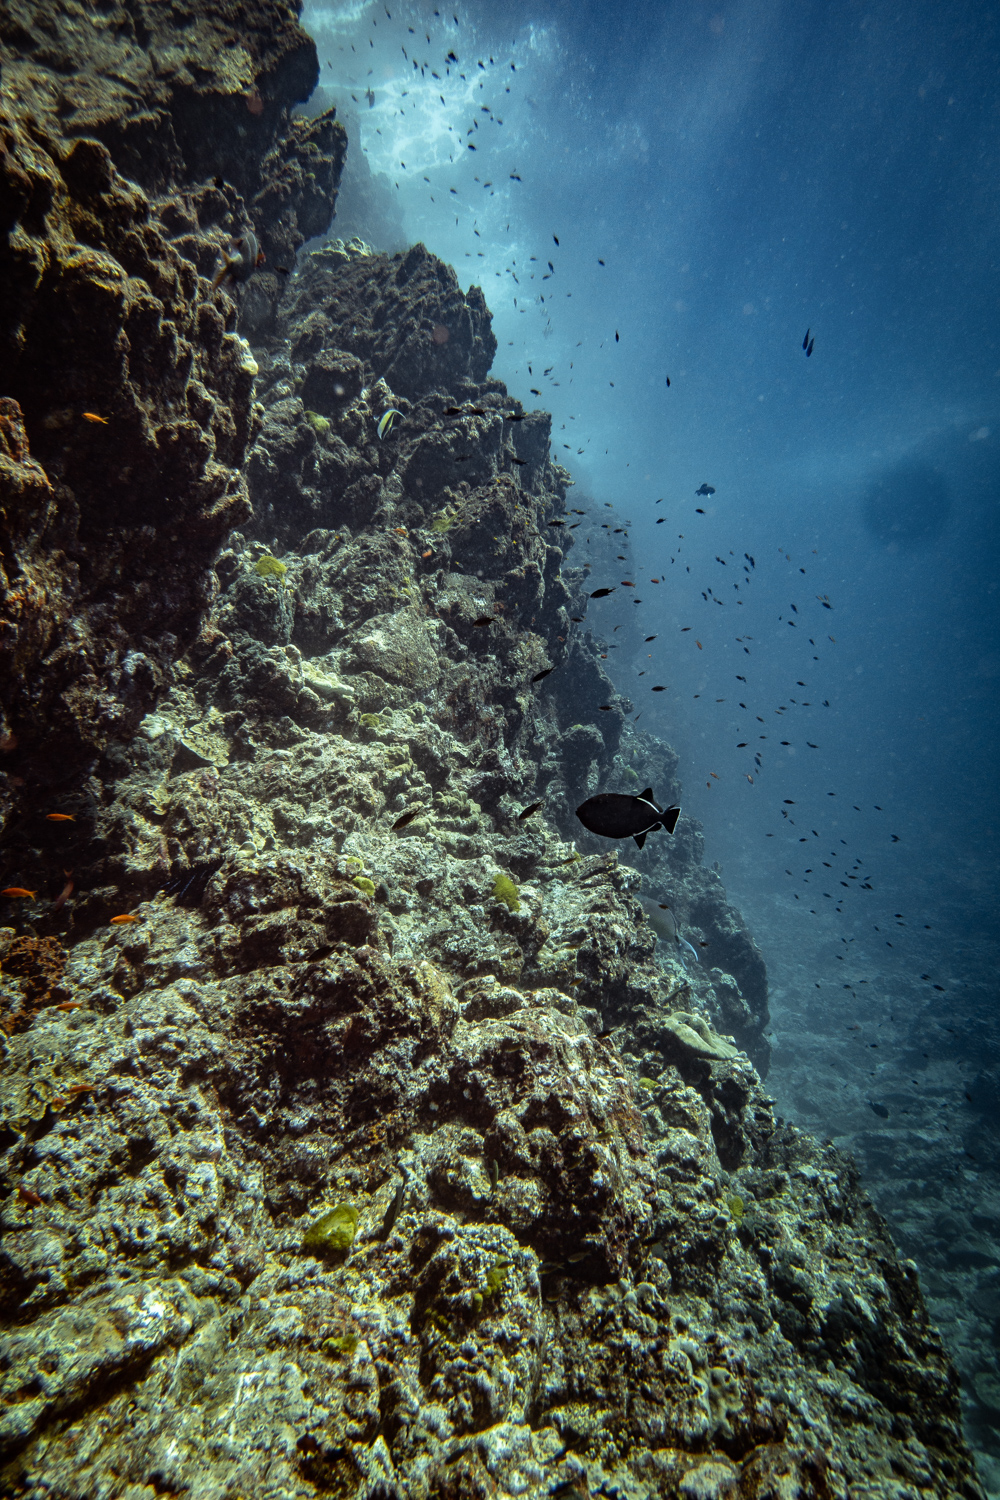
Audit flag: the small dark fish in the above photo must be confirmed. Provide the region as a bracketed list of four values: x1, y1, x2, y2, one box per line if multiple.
[802, 328, 811, 351]
[161, 859, 222, 907]
[472, 616, 494, 627]
[868, 1100, 889, 1119]
[665, 375, 671, 386]
[806, 337, 815, 357]
[695, 484, 716, 497]
[211, 230, 262, 291]
[645, 635, 657, 642]
[576, 790, 680, 850]
[380, 1178, 407, 1237]
[589, 587, 615, 598]
[615, 331, 619, 342]
[696, 507, 705, 513]
[548, 520, 566, 527]
[531, 667, 554, 683]
[571, 616, 583, 622]
[511, 457, 528, 465]
[518, 800, 543, 821]
[392, 809, 420, 830]
[505, 412, 526, 421]
[487, 1157, 500, 1191]
[651, 686, 666, 692]
[445, 406, 463, 414]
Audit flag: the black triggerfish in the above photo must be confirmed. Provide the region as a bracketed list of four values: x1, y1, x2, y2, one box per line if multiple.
[575, 790, 681, 850]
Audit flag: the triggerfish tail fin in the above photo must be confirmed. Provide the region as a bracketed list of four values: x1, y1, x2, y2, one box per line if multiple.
[211, 257, 231, 291]
[679, 936, 701, 963]
[633, 831, 647, 849]
[662, 805, 681, 834]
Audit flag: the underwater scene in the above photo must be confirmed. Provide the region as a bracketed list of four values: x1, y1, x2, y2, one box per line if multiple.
[1, 0, 998, 1494]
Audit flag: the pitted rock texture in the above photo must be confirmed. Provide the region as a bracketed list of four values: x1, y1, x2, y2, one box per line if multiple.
[0, 0, 344, 785]
[0, 29, 985, 1500]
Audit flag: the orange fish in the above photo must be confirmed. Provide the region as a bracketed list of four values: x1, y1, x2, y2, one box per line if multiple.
[67, 1083, 96, 1096]
[17, 1187, 42, 1206]
[81, 412, 108, 424]
[56, 1001, 82, 1011]
[46, 813, 75, 822]
[421, 549, 432, 558]
[2, 887, 36, 898]
[696, 641, 703, 649]
[394, 526, 408, 535]
[110, 913, 140, 924]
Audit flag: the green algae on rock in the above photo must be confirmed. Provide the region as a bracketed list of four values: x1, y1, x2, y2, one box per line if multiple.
[492, 873, 521, 911]
[302, 1202, 359, 1256]
[253, 554, 288, 579]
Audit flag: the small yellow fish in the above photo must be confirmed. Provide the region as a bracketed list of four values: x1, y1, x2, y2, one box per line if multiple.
[377, 408, 403, 441]
[81, 412, 108, 424]
[46, 813, 75, 822]
[1, 887, 36, 898]
[109, 914, 140, 924]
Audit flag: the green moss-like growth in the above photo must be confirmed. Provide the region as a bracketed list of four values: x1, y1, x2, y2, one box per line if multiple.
[358, 713, 382, 730]
[492, 874, 520, 912]
[726, 1194, 745, 1223]
[254, 555, 287, 579]
[302, 1202, 358, 1257]
[321, 1332, 359, 1358]
[638, 1076, 660, 1091]
[304, 410, 330, 436]
[352, 876, 376, 898]
[483, 1257, 512, 1295]
[429, 511, 454, 533]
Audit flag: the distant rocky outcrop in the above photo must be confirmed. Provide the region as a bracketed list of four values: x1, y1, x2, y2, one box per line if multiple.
[0, 4, 985, 1499]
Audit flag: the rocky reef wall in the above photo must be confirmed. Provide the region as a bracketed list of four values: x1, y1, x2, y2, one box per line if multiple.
[0, 5, 985, 1498]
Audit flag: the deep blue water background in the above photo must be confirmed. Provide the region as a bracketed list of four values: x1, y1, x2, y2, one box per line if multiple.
[301, 0, 1000, 1472]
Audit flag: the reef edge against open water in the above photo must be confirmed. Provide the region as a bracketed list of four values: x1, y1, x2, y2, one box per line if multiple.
[0, 3, 985, 1496]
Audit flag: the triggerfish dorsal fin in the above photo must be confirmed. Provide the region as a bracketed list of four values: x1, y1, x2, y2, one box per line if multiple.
[639, 788, 655, 802]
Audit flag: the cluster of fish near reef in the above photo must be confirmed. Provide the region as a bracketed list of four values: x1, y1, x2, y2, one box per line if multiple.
[0, 2, 986, 1497]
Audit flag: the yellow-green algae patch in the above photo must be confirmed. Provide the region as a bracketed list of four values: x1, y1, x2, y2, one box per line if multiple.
[492, 874, 520, 912]
[352, 875, 376, 898]
[302, 1202, 359, 1256]
[253, 555, 287, 579]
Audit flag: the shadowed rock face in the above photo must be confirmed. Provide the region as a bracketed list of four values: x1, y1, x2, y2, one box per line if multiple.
[0, 10, 985, 1500]
[0, 0, 345, 780]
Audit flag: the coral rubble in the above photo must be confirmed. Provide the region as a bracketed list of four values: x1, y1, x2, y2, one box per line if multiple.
[0, 3, 984, 1497]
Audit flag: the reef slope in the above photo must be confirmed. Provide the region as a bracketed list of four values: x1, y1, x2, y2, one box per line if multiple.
[0, 7, 984, 1499]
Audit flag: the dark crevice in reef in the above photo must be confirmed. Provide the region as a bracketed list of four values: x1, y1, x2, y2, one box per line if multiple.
[0, 3, 986, 1497]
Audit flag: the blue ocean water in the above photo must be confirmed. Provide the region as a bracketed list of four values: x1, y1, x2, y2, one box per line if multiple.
[302, 0, 1000, 1475]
